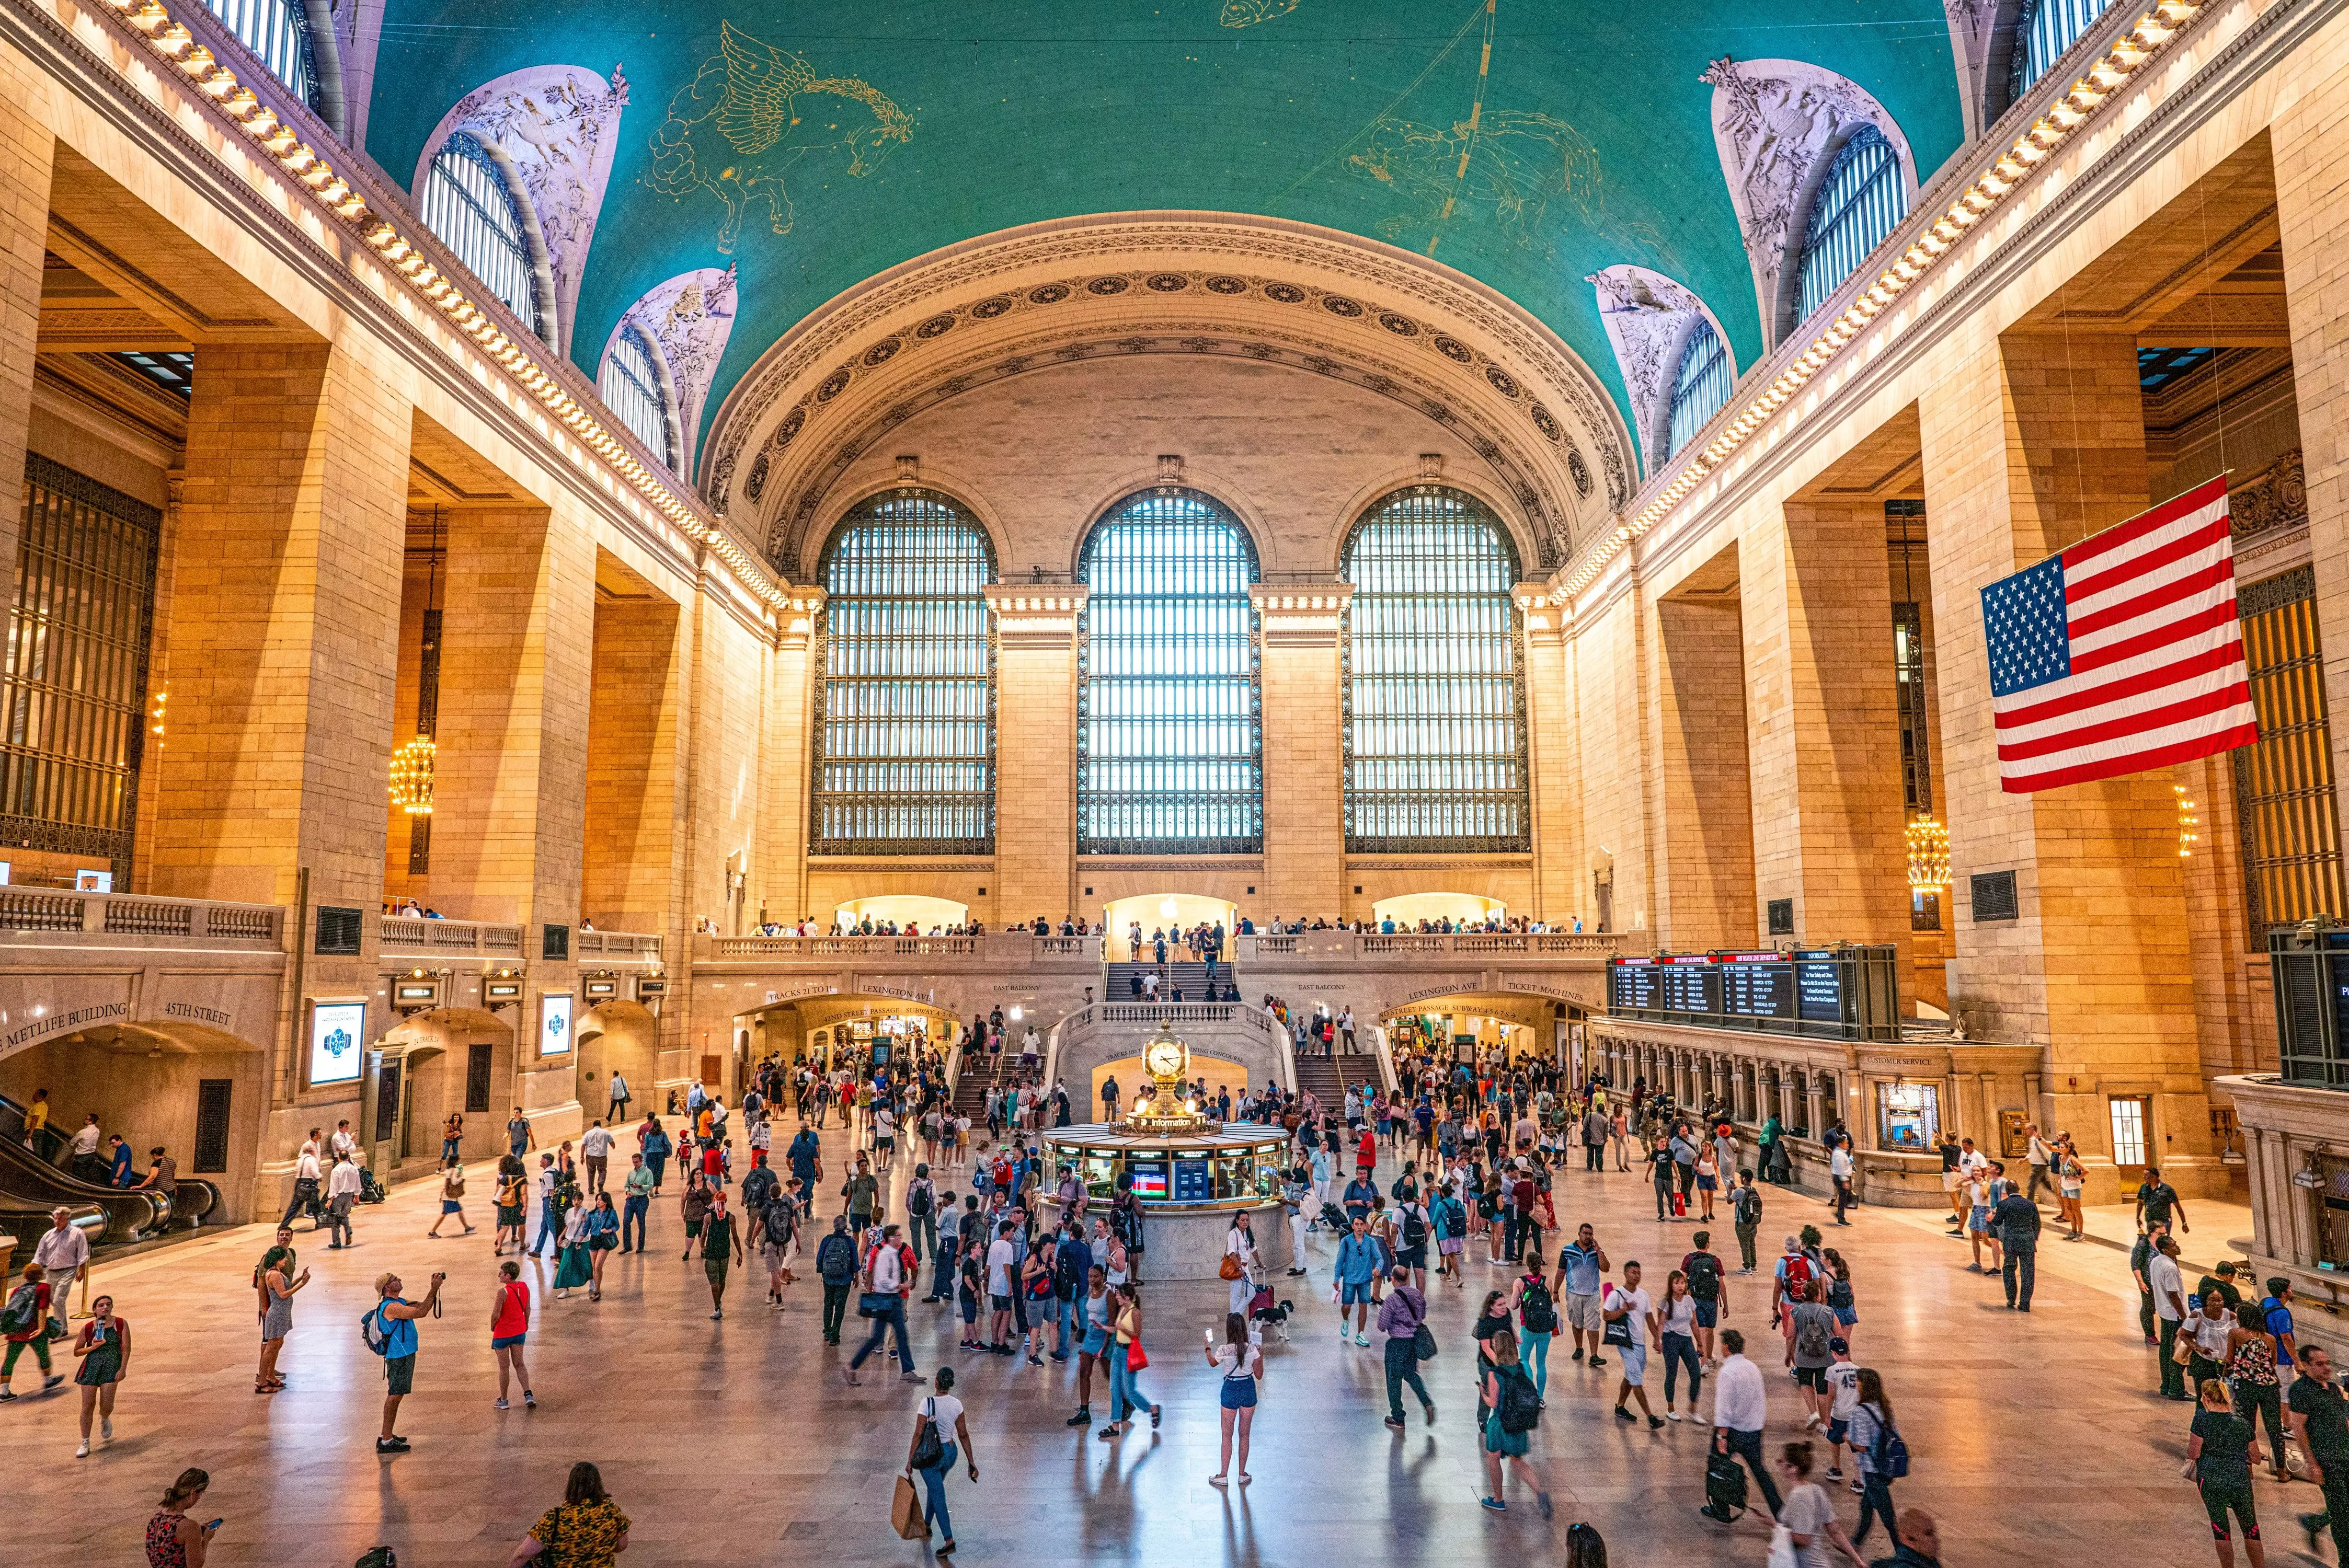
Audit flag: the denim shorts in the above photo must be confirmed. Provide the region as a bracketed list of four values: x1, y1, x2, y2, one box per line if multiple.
[1219, 1375, 1258, 1410]
[1692, 1299, 1718, 1329]
[1342, 1279, 1373, 1306]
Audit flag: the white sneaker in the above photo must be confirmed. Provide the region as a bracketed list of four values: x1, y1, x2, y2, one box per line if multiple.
[1339, 1327, 1350, 1342]
[1666, 1411, 1683, 1422]
[100, 1417, 112, 1440]
[75, 1440, 89, 1458]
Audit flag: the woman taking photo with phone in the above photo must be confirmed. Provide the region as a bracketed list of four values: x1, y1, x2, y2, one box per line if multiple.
[255, 1246, 305, 1393]
[147, 1467, 217, 1568]
[1204, 1310, 1263, 1485]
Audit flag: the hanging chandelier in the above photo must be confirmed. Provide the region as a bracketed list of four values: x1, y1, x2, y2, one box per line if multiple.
[1906, 814, 1949, 892]
[2175, 783, 2199, 858]
[389, 734, 437, 815]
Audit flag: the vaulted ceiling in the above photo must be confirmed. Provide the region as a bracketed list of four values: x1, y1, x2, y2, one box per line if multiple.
[362, 0, 1968, 491]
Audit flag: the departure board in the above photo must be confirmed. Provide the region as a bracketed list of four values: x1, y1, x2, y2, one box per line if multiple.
[1606, 946, 1897, 1041]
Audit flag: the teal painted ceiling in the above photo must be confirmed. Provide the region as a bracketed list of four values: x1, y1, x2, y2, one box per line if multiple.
[366, 0, 1964, 459]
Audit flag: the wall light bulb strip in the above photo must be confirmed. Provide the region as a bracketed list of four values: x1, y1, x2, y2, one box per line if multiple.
[93, 0, 789, 618]
[1548, 0, 2204, 607]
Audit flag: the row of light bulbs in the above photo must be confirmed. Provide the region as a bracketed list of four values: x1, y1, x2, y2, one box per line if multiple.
[94, 0, 789, 620]
[1552, 0, 2210, 607]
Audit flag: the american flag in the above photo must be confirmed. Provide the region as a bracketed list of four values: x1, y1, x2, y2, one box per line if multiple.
[1981, 476, 2259, 794]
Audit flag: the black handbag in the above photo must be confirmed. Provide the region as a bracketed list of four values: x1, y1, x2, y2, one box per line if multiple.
[1412, 1323, 1438, 1362]
[910, 1399, 945, 1471]
[857, 1291, 893, 1318]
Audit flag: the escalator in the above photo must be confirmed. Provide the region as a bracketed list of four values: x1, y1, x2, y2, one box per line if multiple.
[0, 1089, 213, 1242]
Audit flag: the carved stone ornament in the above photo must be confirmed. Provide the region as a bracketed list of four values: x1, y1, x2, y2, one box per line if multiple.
[1586, 264, 1732, 474]
[605, 263, 739, 475]
[415, 63, 632, 360]
[1699, 56, 1911, 345]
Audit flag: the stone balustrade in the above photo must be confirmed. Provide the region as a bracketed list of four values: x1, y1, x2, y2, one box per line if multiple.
[0, 889, 283, 948]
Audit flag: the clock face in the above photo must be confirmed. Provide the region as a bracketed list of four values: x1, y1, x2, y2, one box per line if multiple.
[1145, 1037, 1184, 1079]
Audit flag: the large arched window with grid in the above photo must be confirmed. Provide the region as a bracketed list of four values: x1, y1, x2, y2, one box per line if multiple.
[1340, 488, 1528, 852]
[600, 326, 677, 470]
[1665, 318, 1734, 462]
[2009, 0, 2114, 103]
[1792, 126, 1908, 331]
[419, 133, 543, 341]
[810, 491, 996, 855]
[1078, 490, 1262, 855]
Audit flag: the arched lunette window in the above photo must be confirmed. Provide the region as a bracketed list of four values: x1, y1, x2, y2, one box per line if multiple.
[200, 0, 315, 111]
[1078, 489, 1262, 855]
[1665, 318, 1734, 462]
[810, 491, 996, 855]
[2009, 0, 2115, 105]
[1340, 487, 1528, 852]
[1792, 125, 1908, 331]
[600, 326, 678, 470]
[420, 132, 542, 341]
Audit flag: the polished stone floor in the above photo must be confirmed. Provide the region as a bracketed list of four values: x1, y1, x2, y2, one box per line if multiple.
[2, 1119, 2296, 1566]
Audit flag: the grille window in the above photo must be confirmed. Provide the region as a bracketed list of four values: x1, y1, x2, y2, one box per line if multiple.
[2011, 0, 2116, 103]
[600, 326, 676, 469]
[420, 132, 543, 341]
[1666, 319, 1734, 462]
[1078, 490, 1262, 855]
[1341, 487, 1527, 852]
[811, 491, 995, 855]
[199, 0, 313, 107]
[2235, 573, 2346, 936]
[1793, 126, 1907, 330]
[1, 458, 159, 881]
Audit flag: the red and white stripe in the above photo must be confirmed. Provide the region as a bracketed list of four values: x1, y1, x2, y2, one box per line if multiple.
[1992, 476, 2259, 793]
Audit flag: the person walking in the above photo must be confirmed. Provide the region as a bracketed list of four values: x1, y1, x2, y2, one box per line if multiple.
[147, 1468, 219, 1568]
[845, 1223, 922, 1383]
[0, 1261, 64, 1399]
[1706, 1329, 1783, 1523]
[505, 1460, 629, 1568]
[817, 1214, 858, 1345]
[1731, 1170, 1763, 1275]
[1846, 1367, 1901, 1551]
[1204, 1309, 1263, 1485]
[1605, 1261, 1663, 1429]
[907, 1365, 978, 1552]
[1098, 1283, 1161, 1439]
[1775, 1440, 1867, 1567]
[492, 1160, 527, 1257]
[620, 1154, 652, 1253]
[30, 1206, 90, 1328]
[68, 1292, 129, 1457]
[2189, 1376, 2267, 1568]
[366, 1269, 443, 1454]
[1378, 1264, 1437, 1430]
[489, 1259, 534, 1410]
[1658, 1269, 1703, 1423]
[1477, 1324, 1552, 1517]
[255, 1246, 304, 1393]
[583, 1192, 619, 1301]
[2290, 1344, 2349, 1560]
[1507, 1254, 1559, 1402]
[701, 1190, 742, 1319]
[425, 1157, 473, 1239]
[1552, 1223, 1610, 1369]
[679, 1177, 709, 1262]
[553, 1201, 592, 1300]
[1335, 1216, 1381, 1346]
[1992, 1177, 2040, 1310]
[1068, 1264, 1111, 1428]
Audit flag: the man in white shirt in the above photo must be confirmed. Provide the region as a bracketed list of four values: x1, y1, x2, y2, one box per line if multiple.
[281, 1133, 325, 1229]
[607, 1071, 631, 1125]
[30, 1207, 89, 1332]
[1606, 1262, 1663, 1427]
[66, 1115, 103, 1182]
[2149, 1235, 2191, 1399]
[1829, 1143, 1855, 1226]
[985, 1220, 1018, 1353]
[328, 1120, 357, 1163]
[1706, 1329, 1782, 1520]
[580, 1120, 615, 1195]
[325, 1152, 363, 1248]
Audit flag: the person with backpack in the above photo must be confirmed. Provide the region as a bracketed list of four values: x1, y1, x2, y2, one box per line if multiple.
[1681, 1232, 1728, 1366]
[1477, 1324, 1552, 1517]
[1791, 1277, 1840, 1428]
[1396, 1190, 1431, 1290]
[816, 1214, 858, 1345]
[0, 1262, 62, 1400]
[1732, 1170, 1764, 1274]
[365, 1269, 442, 1454]
[759, 1178, 801, 1308]
[1051, 1221, 1090, 1363]
[1845, 1367, 1906, 1552]
[1508, 1258, 1560, 1400]
[906, 1162, 938, 1263]
[1774, 1233, 1816, 1365]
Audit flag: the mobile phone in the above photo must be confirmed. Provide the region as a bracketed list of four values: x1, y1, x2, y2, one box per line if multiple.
[203, 1519, 223, 1531]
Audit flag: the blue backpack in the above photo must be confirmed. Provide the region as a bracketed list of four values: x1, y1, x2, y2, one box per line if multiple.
[1869, 1409, 1910, 1478]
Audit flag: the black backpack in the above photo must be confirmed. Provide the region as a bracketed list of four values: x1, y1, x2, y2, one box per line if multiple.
[1402, 1206, 1429, 1250]
[908, 1182, 933, 1218]
[764, 1201, 794, 1248]
[1519, 1277, 1557, 1334]
[1496, 1364, 1543, 1434]
[1685, 1252, 1721, 1303]
[1733, 1185, 1762, 1226]
[817, 1233, 857, 1284]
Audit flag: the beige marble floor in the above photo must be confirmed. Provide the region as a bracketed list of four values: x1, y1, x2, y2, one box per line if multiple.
[0, 1122, 2307, 1566]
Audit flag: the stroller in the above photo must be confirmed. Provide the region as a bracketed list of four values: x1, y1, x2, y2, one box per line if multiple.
[1315, 1201, 1348, 1233]
[358, 1167, 388, 1205]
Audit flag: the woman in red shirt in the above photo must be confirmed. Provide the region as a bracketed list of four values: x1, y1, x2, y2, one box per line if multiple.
[489, 1260, 534, 1411]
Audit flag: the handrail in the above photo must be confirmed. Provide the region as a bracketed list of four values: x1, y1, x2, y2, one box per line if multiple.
[576, 929, 663, 959]
[0, 889, 283, 946]
[380, 916, 524, 955]
[1372, 1028, 1399, 1096]
[1056, 1002, 1292, 1092]
[700, 932, 1100, 963]
[1235, 931, 1619, 961]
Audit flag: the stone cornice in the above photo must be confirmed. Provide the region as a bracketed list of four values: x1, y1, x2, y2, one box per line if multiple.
[1547, 0, 2285, 624]
[3, 0, 787, 636]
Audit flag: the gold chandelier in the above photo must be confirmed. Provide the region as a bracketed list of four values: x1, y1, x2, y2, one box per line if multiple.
[1906, 814, 1949, 892]
[389, 733, 436, 815]
[2175, 783, 2199, 858]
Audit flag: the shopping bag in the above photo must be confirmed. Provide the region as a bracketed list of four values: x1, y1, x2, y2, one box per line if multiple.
[891, 1474, 929, 1540]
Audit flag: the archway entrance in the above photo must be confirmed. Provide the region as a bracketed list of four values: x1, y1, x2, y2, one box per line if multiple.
[1101, 893, 1237, 962]
[373, 1009, 515, 1178]
[577, 1001, 660, 1127]
[1378, 991, 1561, 1069]
[832, 894, 970, 933]
[1372, 891, 1507, 928]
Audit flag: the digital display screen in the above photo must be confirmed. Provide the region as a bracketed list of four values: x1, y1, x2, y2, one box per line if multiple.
[539, 992, 573, 1057]
[308, 1001, 365, 1086]
[1793, 951, 1844, 1026]
[1610, 959, 1662, 1011]
[1658, 961, 1720, 1016]
[1128, 1161, 1167, 1200]
[1173, 1158, 1211, 1203]
[1719, 958, 1796, 1020]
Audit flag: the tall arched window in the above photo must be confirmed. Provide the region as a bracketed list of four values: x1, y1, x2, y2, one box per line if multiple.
[2010, 0, 2113, 103]
[1078, 490, 1261, 855]
[600, 326, 677, 470]
[1665, 319, 1734, 461]
[1792, 126, 1908, 330]
[811, 491, 996, 855]
[420, 133, 542, 340]
[1341, 488, 1528, 852]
